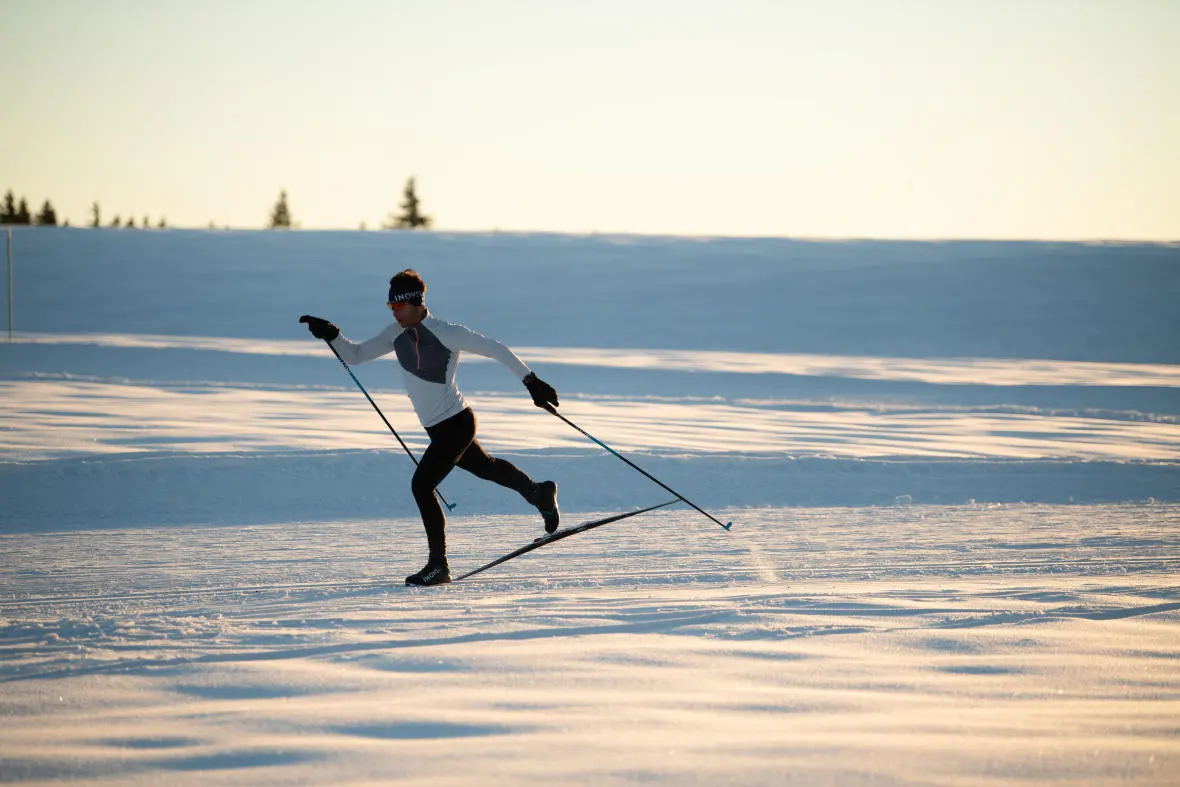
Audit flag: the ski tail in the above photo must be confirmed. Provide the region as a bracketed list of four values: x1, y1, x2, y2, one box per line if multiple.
[453, 499, 679, 582]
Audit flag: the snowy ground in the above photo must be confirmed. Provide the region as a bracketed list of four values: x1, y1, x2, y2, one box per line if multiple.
[1, 230, 1179, 784]
[3, 506, 1179, 785]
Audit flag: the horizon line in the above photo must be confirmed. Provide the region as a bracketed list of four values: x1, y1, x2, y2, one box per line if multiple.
[4, 225, 1179, 247]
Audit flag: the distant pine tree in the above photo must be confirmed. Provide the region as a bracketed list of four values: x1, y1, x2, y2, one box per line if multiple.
[111, 215, 122, 228]
[157, 217, 167, 229]
[126, 216, 137, 229]
[14, 197, 31, 225]
[1, 190, 15, 224]
[269, 190, 292, 229]
[35, 200, 58, 226]
[386, 177, 432, 229]
[91, 202, 101, 228]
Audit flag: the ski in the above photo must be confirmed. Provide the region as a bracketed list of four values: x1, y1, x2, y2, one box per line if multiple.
[452, 499, 680, 582]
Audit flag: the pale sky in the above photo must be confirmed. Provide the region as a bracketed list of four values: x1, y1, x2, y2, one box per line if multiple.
[2, 0, 1178, 239]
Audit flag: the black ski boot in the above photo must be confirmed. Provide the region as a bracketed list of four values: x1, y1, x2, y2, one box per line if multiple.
[531, 481, 560, 534]
[405, 558, 451, 587]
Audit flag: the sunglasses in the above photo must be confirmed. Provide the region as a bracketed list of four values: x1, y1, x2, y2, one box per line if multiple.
[387, 301, 413, 311]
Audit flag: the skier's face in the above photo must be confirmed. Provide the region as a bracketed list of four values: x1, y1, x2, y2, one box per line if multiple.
[389, 301, 425, 328]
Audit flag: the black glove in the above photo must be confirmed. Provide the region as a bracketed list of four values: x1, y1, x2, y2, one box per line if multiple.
[523, 372, 558, 409]
[299, 314, 339, 342]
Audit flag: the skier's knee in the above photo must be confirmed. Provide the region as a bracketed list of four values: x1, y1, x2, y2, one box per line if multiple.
[411, 473, 436, 503]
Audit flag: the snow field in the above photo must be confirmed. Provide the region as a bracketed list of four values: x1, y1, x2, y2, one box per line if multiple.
[2, 230, 1179, 784]
[2, 505, 1179, 785]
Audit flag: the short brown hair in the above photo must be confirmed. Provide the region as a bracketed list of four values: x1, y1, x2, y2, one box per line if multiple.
[388, 269, 427, 304]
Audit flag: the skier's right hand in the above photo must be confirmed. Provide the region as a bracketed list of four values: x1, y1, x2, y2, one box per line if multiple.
[299, 315, 339, 342]
[524, 372, 559, 410]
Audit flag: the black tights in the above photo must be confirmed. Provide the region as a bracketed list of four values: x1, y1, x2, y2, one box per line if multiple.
[412, 408, 537, 561]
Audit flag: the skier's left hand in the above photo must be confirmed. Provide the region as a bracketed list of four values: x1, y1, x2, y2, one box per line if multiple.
[523, 372, 559, 409]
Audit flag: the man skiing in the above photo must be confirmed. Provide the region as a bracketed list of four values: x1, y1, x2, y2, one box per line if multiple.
[300, 269, 560, 587]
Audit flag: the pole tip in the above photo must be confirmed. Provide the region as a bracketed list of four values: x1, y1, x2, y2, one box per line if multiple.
[723, 522, 732, 530]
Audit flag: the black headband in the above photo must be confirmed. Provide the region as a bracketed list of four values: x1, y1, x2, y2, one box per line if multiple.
[387, 289, 424, 306]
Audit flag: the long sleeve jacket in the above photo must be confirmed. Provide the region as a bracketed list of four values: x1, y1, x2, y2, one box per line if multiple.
[330, 313, 532, 428]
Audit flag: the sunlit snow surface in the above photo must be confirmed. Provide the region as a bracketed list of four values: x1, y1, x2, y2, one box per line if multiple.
[2, 506, 1178, 785]
[1, 231, 1179, 785]
[3, 333, 1179, 462]
[15, 331, 1180, 387]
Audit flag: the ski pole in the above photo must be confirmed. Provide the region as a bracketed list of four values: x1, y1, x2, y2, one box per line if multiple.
[542, 404, 731, 531]
[322, 340, 456, 511]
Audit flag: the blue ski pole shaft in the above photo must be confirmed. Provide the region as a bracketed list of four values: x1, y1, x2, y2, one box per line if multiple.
[543, 404, 731, 531]
[325, 341, 456, 511]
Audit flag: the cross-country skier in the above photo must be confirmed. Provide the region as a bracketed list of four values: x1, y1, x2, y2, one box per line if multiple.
[300, 269, 560, 587]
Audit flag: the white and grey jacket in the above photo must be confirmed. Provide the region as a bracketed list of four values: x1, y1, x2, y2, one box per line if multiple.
[330, 313, 531, 428]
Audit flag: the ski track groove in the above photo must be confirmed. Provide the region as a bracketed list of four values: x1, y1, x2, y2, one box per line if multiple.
[4, 554, 1180, 608]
